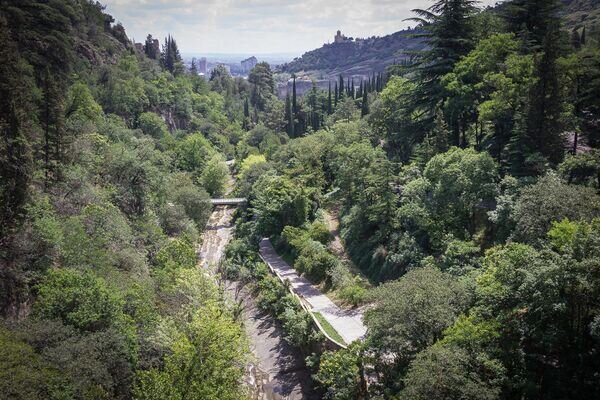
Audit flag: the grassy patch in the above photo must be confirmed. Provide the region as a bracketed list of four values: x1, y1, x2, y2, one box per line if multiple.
[312, 311, 346, 345]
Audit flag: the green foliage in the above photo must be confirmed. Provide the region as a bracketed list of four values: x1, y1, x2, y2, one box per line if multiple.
[133, 304, 247, 400]
[167, 173, 212, 231]
[400, 343, 505, 400]
[0, 327, 67, 400]
[314, 343, 363, 400]
[248, 62, 275, 112]
[201, 154, 229, 196]
[138, 112, 169, 139]
[511, 173, 600, 243]
[369, 76, 418, 161]
[558, 150, 600, 187]
[155, 238, 196, 271]
[251, 174, 308, 236]
[337, 282, 368, 307]
[547, 218, 600, 260]
[175, 133, 216, 176]
[34, 269, 122, 332]
[239, 153, 267, 175]
[295, 240, 339, 283]
[66, 82, 103, 123]
[102, 56, 149, 126]
[365, 267, 469, 362]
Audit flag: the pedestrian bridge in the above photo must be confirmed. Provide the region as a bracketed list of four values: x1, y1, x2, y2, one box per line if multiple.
[210, 198, 247, 206]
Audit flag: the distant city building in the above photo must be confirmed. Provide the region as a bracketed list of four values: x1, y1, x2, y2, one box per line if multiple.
[136, 37, 161, 59]
[334, 30, 348, 43]
[152, 38, 160, 54]
[198, 57, 207, 74]
[241, 56, 257, 73]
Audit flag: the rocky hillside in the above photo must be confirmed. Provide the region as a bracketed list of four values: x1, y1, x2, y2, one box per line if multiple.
[278, 28, 425, 79]
[562, 0, 600, 28]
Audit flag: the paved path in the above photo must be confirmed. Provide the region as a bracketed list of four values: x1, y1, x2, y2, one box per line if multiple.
[259, 238, 367, 344]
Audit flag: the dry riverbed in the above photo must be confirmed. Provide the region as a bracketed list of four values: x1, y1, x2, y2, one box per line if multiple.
[198, 205, 316, 400]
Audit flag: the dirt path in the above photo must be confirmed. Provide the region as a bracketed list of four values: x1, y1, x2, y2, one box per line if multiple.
[323, 208, 345, 258]
[199, 202, 315, 399]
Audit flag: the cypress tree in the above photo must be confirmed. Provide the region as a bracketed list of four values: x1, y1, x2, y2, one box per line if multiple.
[432, 107, 449, 153]
[334, 82, 339, 106]
[361, 88, 369, 117]
[243, 97, 250, 118]
[571, 29, 581, 50]
[285, 93, 294, 137]
[161, 34, 182, 73]
[190, 58, 198, 75]
[144, 34, 157, 59]
[292, 75, 297, 114]
[351, 79, 355, 99]
[339, 74, 344, 98]
[328, 81, 333, 114]
[243, 97, 250, 130]
[309, 82, 319, 131]
[581, 26, 586, 45]
[527, 21, 565, 165]
[346, 77, 351, 96]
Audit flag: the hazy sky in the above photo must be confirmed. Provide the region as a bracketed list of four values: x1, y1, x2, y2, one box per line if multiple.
[103, 0, 501, 56]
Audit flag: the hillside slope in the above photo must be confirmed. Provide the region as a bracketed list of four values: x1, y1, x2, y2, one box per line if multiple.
[279, 1, 600, 79]
[279, 29, 425, 78]
[562, 0, 600, 28]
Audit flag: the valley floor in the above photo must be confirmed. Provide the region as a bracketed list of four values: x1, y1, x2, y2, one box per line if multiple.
[199, 206, 315, 399]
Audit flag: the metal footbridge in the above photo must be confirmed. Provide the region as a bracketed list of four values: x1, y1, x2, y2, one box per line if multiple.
[210, 198, 247, 206]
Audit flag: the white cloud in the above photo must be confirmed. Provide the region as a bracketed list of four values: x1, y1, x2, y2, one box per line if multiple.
[102, 0, 503, 55]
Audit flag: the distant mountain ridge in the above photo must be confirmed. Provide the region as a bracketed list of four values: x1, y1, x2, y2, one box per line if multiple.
[277, 28, 425, 79]
[278, 1, 600, 79]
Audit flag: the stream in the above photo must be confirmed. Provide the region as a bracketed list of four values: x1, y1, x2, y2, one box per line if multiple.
[198, 205, 317, 400]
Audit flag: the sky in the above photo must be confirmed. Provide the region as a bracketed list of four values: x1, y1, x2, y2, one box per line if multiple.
[102, 0, 501, 56]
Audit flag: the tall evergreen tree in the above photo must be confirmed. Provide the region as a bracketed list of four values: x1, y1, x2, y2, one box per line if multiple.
[502, 0, 566, 165]
[144, 34, 157, 59]
[161, 34, 181, 74]
[361, 87, 369, 117]
[339, 74, 344, 98]
[285, 93, 294, 137]
[527, 20, 565, 164]
[248, 62, 275, 112]
[571, 29, 581, 50]
[334, 82, 339, 106]
[190, 58, 198, 75]
[292, 75, 297, 115]
[580, 26, 586, 45]
[243, 97, 250, 130]
[503, 0, 562, 51]
[328, 81, 333, 114]
[407, 0, 479, 144]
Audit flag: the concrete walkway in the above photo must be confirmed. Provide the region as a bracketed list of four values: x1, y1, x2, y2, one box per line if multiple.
[259, 238, 367, 344]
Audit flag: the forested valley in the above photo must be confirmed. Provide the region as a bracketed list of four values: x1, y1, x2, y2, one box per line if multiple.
[1, 1, 600, 400]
